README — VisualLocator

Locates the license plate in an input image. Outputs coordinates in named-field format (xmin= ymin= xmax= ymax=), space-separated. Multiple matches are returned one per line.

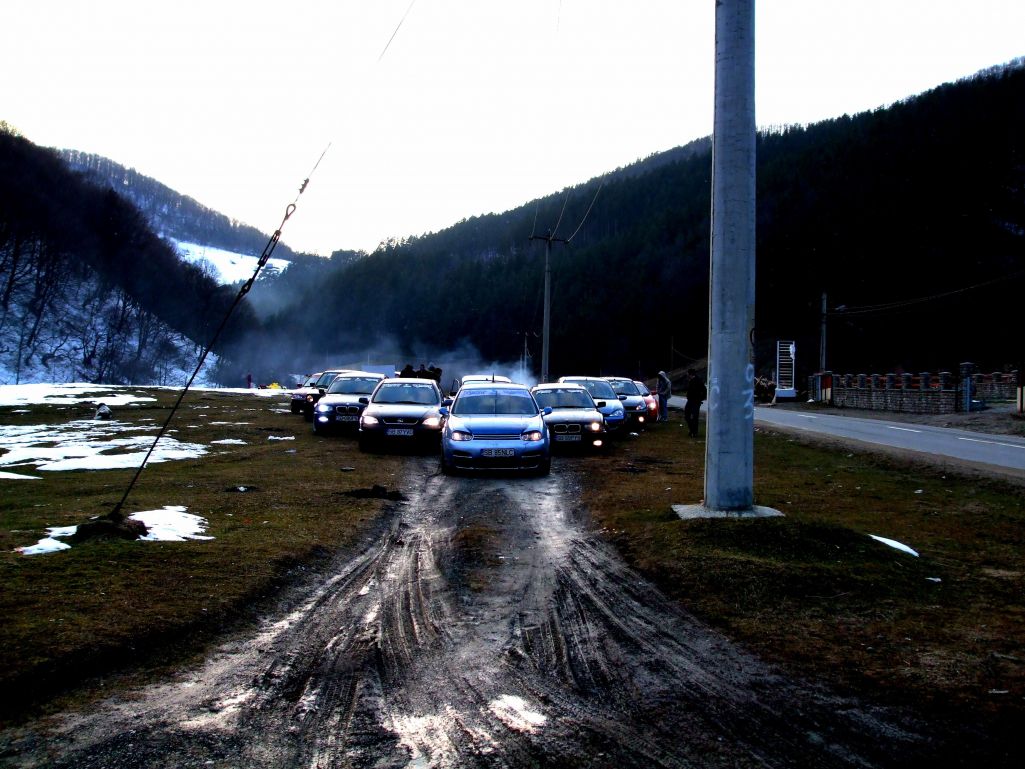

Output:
xmin=482 ymin=448 xmax=516 ymax=457
xmin=386 ymin=428 xmax=415 ymax=436
xmin=337 ymin=415 xmax=358 ymax=422
xmin=555 ymin=434 xmax=582 ymax=442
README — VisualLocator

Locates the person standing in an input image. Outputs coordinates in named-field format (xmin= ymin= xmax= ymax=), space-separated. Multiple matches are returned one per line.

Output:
xmin=684 ymin=369 xmax=706 ymax=437
xmin=656 ymin=370 xmax=672 ymax=422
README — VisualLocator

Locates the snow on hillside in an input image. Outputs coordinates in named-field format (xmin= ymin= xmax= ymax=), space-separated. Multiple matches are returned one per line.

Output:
xmin=173 ymin=241 xmax=290 ymax=285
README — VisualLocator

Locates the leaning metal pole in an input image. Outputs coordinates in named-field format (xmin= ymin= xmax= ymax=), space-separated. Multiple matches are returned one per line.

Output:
xmin=704 ymin=0 xmax=756 ymax=511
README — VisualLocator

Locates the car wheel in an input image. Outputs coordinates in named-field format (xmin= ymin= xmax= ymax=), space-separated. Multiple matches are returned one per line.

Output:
xmin=290 ymin=402 xmax=301 ymax=414
xmin=536 ymin=458 xmax=551 ymax=476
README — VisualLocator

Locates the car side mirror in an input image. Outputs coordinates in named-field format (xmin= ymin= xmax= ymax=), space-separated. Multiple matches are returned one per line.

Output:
xmin=439 ymin=406 xmax=450 ymax=417
xmin=542 ymin=407 xmax=553 ymax=416
xmin=618 ymin=394 xmax=627 ymax=401
xmin=595 ymin=400 xmax=606 ymax=408
xmin=442 ymin=397 xmax=453 ymax=407
xmin=358 ymin=397 xmax=369 ymax=405
xmin=319 ymin=388 xmax=326 ymax=395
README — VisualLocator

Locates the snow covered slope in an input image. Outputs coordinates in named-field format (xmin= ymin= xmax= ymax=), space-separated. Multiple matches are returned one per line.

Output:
xmin=174 ymin=241 xmax=290 ymax=285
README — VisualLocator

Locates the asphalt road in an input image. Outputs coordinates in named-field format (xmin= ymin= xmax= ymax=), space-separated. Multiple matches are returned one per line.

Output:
xmin=668 ymin=397 xmax=1025 ymax=477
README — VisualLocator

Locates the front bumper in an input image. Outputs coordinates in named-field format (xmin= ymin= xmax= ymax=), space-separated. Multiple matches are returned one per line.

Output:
xmin=443 ymin=438 xmax=550 ymax=471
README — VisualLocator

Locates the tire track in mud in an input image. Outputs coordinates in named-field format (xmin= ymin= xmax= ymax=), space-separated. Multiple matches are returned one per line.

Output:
xmin=7 ymin=456 xmax=934 ymax=768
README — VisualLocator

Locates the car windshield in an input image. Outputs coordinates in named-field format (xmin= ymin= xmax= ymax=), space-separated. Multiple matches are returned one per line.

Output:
xmin=315 ymin=371 xmax=340 ymax=387
xmin=570 ymin=379 xmax=616 ymax=400
xmin=372 ymin=383 xmax=439 ymax=405
xmin=328 ymin=376 xmax=381 ymax=395
xmin=608 ymin=379 xmax=641 ymax=396
xmin=453 ymin=388 xmax=538 ymax=416
xmin=634 ymin=382 xmax=651 ymax=396
xmin=533 ymin=388 xmax=594 ymax=410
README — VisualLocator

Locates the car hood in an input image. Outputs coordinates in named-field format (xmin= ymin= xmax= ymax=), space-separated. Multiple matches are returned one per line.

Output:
xmin=542 ymin=408 xmax=602 ymax=423
xmin=364 ymin=403 xmax=440 ymax=419
xmin=320 ymin=393 xmax=371 ymax=406
xmin=447 ymin=415 xmax=543 ymax=435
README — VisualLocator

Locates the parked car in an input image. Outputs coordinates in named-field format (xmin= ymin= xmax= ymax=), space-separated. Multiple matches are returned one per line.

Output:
xmin=358 ymin=378 xmax=447 ymax=451
xmin=530 ymin=383 xmax=606 ymax=451
xmin=604 ymin=376 xmax=649 ymax=428
xmin=557 ymin=377 xmax=627 ymax=433
xmin=290 ymin=372 xmax=322 ymax=414
xmin=312 ymin=371 xmax=386 ymax=434
xmin=449 ymin=373 xmax=512 ymax=396
xmin=440 ymin=382 xmax=552 ymax=475
xmin=299 ymin=369 xmax=352 ymax=422
xmin=634 ymin=380 xmax=659 ymax=423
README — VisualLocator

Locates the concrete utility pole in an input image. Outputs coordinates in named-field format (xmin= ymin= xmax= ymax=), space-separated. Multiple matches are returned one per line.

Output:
xmin=530 ymin=231 xmax=567 ymax=383
xmin=703 ymin=0 xmax=760 ymax=512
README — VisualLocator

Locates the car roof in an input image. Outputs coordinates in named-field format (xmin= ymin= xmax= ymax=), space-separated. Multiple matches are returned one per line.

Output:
xmin=558 ymin=376 xmax=604 ymax=382
xmin=461 ymin=374 xmax=512 ymax=383
xmin=603 ymin=376 xmax=633 ymax=382
xmin=377 ymin=377 xmax=438 ymax=385
xmin=532 ymin=382 xmax=586 ymax=390
xmin=459 ymin=381 xmax=527 ymax=391
xmin=335 ymin=370 xmax=385 ymax=378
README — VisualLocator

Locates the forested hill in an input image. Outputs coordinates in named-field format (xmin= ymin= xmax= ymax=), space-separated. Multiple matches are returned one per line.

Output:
xmin=59 ymin=149 xmax=301 ymax=262
xmin=258 ymin=60 xmax=1024 ymax=382
xmin=0 ymin=125 xmax=255 ymax=384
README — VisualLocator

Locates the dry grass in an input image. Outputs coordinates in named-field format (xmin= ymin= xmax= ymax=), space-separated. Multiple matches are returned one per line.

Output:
xmin=577 ymin=413 xmax=1025 ymax=726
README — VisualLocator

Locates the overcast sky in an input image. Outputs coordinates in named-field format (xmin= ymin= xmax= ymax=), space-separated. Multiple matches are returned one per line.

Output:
xmin=2 ymin=1 xmax=1023 ymax=255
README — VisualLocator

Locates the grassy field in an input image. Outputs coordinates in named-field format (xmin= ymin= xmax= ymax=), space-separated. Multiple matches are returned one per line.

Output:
xmin=0 ymin=389 xmax=402 ymax=720
xmin=2 ymin=390 xmax=1024 ymax=736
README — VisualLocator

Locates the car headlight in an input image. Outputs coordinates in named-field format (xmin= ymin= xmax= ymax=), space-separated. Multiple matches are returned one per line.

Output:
xmin=422 ymin=415 xmax=442 ymax=429
xmin=587 ymin=421 xmax=602 ymax=432
xmin=315 ymin=402 xmax=331 ymax=412
xmin=361 ymin=415 xmax=379 ymax=427
xmin=521 ymin=430 xmax=543 ymax=442
xmin=450 ymin=430 xmax=472 ymax=441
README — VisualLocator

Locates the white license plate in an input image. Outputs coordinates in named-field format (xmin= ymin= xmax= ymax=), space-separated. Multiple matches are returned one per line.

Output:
xmin=386 ymin=428 xmax=415 ymax=436
xmin=482 ymin=448 xmax=516 ymax=457
xmin=555 ymin=434 xmax=582 ymax=442
xmin=337 ymin=415 xmax=358 ymax=422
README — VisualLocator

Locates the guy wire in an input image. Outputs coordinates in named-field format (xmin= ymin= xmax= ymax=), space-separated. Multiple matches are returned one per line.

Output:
xmin=109 ymin=144 xmax=331 ymax=519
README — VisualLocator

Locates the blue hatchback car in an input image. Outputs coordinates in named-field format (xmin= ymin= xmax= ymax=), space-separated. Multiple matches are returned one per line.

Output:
xmin=440 ymin=382 xmax=552 ymax=475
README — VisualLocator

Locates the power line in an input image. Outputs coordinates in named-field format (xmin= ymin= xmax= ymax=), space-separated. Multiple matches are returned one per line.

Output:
xmin=377 ymin=0 xmax=416 ymax=61
xmin=828 ymin=268 xmax=1024 ymax=317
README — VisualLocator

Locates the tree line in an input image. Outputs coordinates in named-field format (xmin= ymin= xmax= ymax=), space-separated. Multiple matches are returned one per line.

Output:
xmin=257 ymin=60 xmax=1024 ymax=381
xmin=1 ymin=124 xmax=254 ymax=384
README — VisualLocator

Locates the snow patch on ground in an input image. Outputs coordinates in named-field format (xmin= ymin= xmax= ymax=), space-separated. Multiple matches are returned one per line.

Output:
xmin=0 ymin=383 xmax=157 ymax=407
xmin=15 ymin=507 xmax=214 ymax=555
xmin=0 ymin=419 xmax=206 ymax=472
xmin=869 ymin=534 xmax=919 ymax=557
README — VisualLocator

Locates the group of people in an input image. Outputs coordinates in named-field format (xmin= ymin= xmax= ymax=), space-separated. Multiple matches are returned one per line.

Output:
xmin=656 ymin=369 xmax=706 ymax=437
xmin=398 ymin=362 xmax=443 ymax=383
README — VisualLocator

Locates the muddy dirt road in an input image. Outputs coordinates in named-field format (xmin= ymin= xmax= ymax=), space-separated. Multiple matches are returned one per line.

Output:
xmin=5 ymin=458 xmax=938 ymax=768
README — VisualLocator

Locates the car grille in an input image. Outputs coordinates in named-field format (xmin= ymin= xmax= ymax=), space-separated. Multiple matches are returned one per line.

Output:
xmin=382 ymin=416 xmax=420 ymax=426
xmin=335 ymin=405 xmax=361 ymax=415
xmin=551 ymin=423 xmax=582 ymax=434
xmin=471 ymin=433 xmax=521 ymax=441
